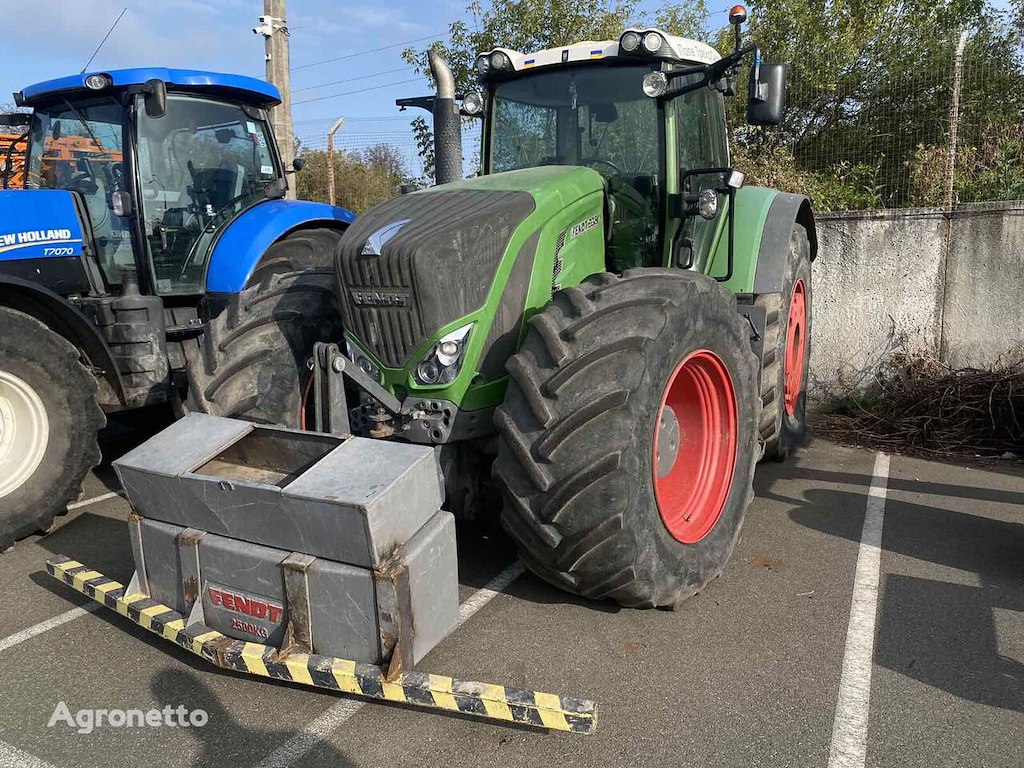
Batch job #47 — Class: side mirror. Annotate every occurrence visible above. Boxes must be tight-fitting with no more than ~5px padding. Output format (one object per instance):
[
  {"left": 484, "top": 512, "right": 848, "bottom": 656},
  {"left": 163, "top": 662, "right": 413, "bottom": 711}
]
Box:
[
  {"left": 111, "top": 191, "right": 133, "bottom": 217},
  {"left": 52, "top": 120, "right": 62, "bottom": 141},
  {"left": 747, "top": 61, "right": 786, "bottom": 126},
  {"left": 291, "top": 157, "right": 305, "bottom": 172},
  {"left": 144, "top": 79, "right": 167, "bottom": 119}
]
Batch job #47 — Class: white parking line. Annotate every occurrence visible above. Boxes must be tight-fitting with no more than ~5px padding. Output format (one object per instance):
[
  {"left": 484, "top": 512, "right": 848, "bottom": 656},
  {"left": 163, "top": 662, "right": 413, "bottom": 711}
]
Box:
[
  {"left": 0, "top": 605, "right": 98, "bottom": 655},
  {"left": 252, "top": 561, "right": 526, "bottom": 768},
  {"left": 0, "top": 491, "right": 122, "bottom": 655},
  {"left": 827, "top": 452, "right": 890, "bottom": 768},
  {"left": 0, "top": 739, "right": 61, "bottom": 768},
  {"left": 67, "top": 490, "right": 123, "bottom": 510}
]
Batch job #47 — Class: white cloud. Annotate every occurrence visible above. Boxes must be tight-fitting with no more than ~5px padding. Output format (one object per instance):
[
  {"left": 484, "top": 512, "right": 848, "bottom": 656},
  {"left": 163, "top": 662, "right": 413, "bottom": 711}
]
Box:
[{"left": 0, "top": 0, "right": 262, "bottom": 80}]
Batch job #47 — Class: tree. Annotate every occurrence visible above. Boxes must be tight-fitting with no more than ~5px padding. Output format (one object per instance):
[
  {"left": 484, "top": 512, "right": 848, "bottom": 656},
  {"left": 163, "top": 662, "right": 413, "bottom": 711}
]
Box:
[{"left": 294, "top": 142, "right": 409, "bottom": 212}]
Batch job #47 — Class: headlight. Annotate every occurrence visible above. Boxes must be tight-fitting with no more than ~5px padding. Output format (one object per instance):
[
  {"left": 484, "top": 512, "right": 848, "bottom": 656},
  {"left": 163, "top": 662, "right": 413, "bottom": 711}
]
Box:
[
  {"left": 84, "top": 74, "right": 111, "bottom": 90},
  {"left": 643, "top": 71, "right": 668, "bottom": 97},
  {"left": 413, "top": 324, "right": 473, "bottom": 386},
  {"left": 476, "top": 55, "right": 490, "bottom": 76},
  {"left": 642, "top": 32, "right": 664, "bottom": 53},
  {"left": 345, "top": 338, "right": 380, "bottom": 380},
  {"left": 462, "top": 91, "right": 484, "bottom": 115},
  {"left": 490, "top": 51, "right": 510, "bottom": 71},
  {"left": 698, "top": 188, "right": 719, "bottom": 220},
  {"left": 620, "top": 31, "right": 641, "bottom": 52}
]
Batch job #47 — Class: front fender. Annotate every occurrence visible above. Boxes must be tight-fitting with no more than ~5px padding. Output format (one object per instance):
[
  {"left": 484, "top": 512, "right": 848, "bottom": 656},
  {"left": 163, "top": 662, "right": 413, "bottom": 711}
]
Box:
[
  {"left": 205, "top": 199, "right": 355, "bottom": 294},
  {"left": 0, "top": 274, "right": 125, "bottom": 407}
]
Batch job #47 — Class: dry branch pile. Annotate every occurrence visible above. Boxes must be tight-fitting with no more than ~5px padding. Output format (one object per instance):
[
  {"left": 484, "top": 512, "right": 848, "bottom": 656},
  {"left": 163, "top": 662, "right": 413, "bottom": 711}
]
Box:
[{"left": 816, "top": 352, "right": 1024, "bottom": 458}]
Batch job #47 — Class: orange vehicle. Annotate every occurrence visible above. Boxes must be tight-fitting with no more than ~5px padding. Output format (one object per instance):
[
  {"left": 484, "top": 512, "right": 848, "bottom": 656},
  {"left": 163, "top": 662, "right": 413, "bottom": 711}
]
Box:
[
  {"left": 0, "top": 132, "right": 123, "bottom": 189},
  {"left": 0, "top": 132, "right": 27, "bottom": 187},
  {"left": 37, "top": 134, "right": 124, "bottom": 188}
]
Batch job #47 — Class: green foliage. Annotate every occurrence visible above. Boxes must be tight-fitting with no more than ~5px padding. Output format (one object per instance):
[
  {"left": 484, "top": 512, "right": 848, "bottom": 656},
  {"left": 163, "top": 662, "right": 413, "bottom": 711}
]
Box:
[
  {"left": 911, "top": 121, "right": 1024, "bottom": 205},
  {"left": 295, "top": 142, "right": 407, "bottom": 212}
]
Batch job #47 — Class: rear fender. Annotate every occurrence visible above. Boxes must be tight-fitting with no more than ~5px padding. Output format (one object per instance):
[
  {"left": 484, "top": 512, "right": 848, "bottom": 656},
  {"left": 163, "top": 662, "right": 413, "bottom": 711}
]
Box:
[
  {"left": 0, "top": 275, "right": 125, "bottom": 408},
  {"left": 750, "top": 192, "right": 817, "bottom": 295},
  {"left": 205, "top": 199, "right": 355, "bottom": 294}
]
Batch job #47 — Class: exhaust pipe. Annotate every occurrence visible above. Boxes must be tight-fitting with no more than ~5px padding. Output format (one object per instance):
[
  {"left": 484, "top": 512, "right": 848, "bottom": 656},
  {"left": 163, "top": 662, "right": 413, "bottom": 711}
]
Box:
[{"left": 428, "top": 51, "right": 463, "bottom": 185}]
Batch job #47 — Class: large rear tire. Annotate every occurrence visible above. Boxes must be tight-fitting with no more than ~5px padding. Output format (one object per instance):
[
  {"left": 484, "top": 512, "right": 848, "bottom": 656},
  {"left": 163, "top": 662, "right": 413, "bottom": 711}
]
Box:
[
  {"left": 0, "top": 308, "right": 105, "bottom": 548},
  {"left": 756, "top": 224, "right": 812, "bottom": 461},
  {"left": 493, "top": 270, "right": 759, "bottom": 608},
  {"left": 184, "top": 228, "right": 344, "bottom": 426}
]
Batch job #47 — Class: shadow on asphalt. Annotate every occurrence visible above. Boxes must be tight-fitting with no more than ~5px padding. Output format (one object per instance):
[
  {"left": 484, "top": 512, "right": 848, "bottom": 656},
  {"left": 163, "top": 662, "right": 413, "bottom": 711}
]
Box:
[
  {"left": 763, "top": 463, "right": 1024, "bottom": 713},
  {"left": 150, "top": 668, "right": 356, "bottom": 767},
  {"left": 36, "top": 511, "right": 133, "bottom": 580}
]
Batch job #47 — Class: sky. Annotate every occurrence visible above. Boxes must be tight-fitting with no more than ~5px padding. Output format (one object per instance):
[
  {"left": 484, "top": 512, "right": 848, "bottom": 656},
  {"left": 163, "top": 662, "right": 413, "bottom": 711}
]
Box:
[
  {"left": 0, "top": 0, "right": 465, "bottom": 153},
  {"left": 0, "top": 0, "right": 1015, "bottom": 174}
]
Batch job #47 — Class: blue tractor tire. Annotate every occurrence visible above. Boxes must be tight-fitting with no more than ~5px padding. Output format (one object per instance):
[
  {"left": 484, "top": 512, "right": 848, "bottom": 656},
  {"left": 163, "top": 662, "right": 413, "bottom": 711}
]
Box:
[
  {"left": 183, "top": 228, "right": 344, "bottom": 427},
  {"left": 0, "top": 307, "right": 106, "bottom": 548}
]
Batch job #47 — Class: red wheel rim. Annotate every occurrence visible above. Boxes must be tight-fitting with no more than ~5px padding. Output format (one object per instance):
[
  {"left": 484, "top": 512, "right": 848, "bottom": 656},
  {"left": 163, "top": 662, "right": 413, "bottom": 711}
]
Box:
[
  {"left": 783, "top": 279, "right": 807, "bottom": 417},
  {"left": 653, "top": 350, "right": 738, "bottom": 544}
]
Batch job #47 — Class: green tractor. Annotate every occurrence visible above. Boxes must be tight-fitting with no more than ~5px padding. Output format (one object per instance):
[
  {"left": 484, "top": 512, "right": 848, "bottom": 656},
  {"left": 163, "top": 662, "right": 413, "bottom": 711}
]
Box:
[{"left": 329, "top": 10, "right": 815, "bottom": 608}]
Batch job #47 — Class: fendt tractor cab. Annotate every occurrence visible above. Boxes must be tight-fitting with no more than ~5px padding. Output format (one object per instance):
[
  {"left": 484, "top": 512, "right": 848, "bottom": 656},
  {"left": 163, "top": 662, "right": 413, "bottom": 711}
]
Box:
[
  {"left": 0, "top": 68, "right": 354, "bottom": 543},
  {"left": 315, "top": 7, "right": 817, "bottom": 607}
]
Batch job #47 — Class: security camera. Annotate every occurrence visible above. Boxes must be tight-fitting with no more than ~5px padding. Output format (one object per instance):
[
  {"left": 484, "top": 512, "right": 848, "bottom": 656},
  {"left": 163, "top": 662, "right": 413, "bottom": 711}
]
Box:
[{"left": 253, "top": 16, "right": 273, "bottom": 36}]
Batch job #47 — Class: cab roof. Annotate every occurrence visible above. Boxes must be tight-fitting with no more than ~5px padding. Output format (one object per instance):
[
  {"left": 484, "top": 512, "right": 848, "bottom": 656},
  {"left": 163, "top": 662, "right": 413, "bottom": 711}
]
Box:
[
  {"left": 17, "top": 68, "right": 281, "bottom": 108},
  {"left": 484, "top": 31, "right": 720, "bottom": 74}
]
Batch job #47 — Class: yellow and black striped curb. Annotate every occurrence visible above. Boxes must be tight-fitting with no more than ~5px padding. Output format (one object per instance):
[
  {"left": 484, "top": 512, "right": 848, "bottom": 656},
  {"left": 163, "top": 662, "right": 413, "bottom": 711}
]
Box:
[{"left": 46, "top": 555, "right": 597, "bottom": 734}]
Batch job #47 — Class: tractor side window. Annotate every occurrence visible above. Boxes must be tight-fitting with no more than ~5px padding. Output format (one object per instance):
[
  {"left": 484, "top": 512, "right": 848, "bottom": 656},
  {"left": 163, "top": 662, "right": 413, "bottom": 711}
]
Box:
[
  {"left": 674, "top": 87, "right": 730, "bottom": 269},
  {"left": 675, "top": 87, "right": 728, "bottom": 172},
  {"left": 27, "top": 100, "right": 134, "bottom": 285},
  {"left": 136, "top": 95, "right": 280, "bottom": 295}
]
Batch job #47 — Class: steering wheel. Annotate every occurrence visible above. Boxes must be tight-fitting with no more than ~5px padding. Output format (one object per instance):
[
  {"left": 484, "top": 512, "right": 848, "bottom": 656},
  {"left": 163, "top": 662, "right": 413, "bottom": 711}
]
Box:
[
  {"left": 178, "top": 187, "right": 256, "bottom": 278},
  {"left": 68, "top": 172, "right": 98, "bottom": 197},
  {"left": 585, "top": 158, "right": 625, "bottom": 177}
]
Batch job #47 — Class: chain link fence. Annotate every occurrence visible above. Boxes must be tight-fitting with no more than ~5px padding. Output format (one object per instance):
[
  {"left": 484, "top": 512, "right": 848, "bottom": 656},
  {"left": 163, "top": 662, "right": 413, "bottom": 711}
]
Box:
[{"left": 735, "top": 35, "right": 1024, "bottom": 212}]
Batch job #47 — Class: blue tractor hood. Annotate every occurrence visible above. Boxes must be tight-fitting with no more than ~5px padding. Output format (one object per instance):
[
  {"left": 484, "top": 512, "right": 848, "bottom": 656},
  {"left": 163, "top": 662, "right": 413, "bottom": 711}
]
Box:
[{"left": 16, "top": 68, "right": 281, "bottom": 109}]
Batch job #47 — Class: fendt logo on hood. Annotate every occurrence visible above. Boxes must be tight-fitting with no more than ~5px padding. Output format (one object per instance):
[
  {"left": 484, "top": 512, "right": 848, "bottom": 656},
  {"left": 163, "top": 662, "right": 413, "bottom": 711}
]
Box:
[
  {"left": 360, "top": 219, "right": 410, "bottom": 256},
  {"left": 208, "top": 585, "right": 283, "bottom": 623}
]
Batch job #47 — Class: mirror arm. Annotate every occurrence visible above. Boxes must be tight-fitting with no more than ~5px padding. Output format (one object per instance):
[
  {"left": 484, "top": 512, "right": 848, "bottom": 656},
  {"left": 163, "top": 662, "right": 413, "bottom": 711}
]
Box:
[{"left": 659, "top": 45, "right": 756, "bottom": 100}]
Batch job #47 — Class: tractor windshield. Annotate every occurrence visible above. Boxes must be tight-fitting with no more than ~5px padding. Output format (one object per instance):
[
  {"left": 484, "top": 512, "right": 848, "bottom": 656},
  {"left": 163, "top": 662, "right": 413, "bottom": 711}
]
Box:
[
  {"left": 488, "top": 64, "right": 662, "bottom": 269},
  {"left": 135, "top": 94, "right": 281, "bottom": 295}
]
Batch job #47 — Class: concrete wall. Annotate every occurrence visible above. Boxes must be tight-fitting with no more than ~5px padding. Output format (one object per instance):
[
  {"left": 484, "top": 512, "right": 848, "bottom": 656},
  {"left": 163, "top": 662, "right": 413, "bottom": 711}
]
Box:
[{"left": 808, "top": 201, "right": 1024, "bottom": 403}]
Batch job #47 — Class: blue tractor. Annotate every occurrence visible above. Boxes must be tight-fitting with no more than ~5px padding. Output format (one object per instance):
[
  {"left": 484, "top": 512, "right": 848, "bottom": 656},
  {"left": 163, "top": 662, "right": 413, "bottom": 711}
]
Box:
[{"left": 0, "top": 69, "right": 355, "bottom": 546}]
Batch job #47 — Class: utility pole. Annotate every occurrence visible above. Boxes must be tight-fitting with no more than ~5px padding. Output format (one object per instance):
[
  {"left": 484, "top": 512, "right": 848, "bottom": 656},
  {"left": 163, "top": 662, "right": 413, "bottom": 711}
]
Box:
[
  {"left": 326, "top": 117, "right": 345, "bottom": 207},
  {"left": 257, "top": 0, "right": 295, "bottom": 198}
]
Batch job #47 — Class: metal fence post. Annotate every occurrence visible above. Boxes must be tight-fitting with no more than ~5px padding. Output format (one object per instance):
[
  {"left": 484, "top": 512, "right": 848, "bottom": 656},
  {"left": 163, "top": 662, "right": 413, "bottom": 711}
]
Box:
[
  {"left": 943, "top": 31, "right": 970, "bottom": 214},
  {"left": 326, "top": 116, "right": 345, "bottom": 207}
]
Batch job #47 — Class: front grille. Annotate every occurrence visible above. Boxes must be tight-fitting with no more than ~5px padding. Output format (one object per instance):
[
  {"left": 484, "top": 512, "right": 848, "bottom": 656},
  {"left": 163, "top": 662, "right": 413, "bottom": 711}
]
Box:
[
  {"left": 336, "top": 242, "right": 425, "bottom": 368},
  {"left": 335, "top": 188, "right": 536, "bottom": 368}
]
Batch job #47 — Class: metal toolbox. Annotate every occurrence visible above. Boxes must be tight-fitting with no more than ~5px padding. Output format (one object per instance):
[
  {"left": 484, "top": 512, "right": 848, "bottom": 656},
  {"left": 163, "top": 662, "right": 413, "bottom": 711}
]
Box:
[{"left": 114, "top": 413, "right": 459, "bottom": 668}]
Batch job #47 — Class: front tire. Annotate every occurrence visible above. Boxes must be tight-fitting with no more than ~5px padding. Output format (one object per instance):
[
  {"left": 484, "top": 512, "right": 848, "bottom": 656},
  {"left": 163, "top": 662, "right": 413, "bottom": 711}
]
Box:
[
  {"left": 184, "top": 228, "right": 344, "bottom": 426},
  {"left": 493, "top": 270, "right": 759, "bottom": 608},
  {"left": 0, "top": 308, "right": 105, "bottom": 548}
]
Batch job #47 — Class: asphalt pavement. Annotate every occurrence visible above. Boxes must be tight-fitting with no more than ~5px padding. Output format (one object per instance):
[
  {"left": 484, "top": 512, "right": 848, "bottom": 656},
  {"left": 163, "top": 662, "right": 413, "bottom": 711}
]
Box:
[{"left": 0, "top": 431, "right": 1021, "bottom": 768}]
